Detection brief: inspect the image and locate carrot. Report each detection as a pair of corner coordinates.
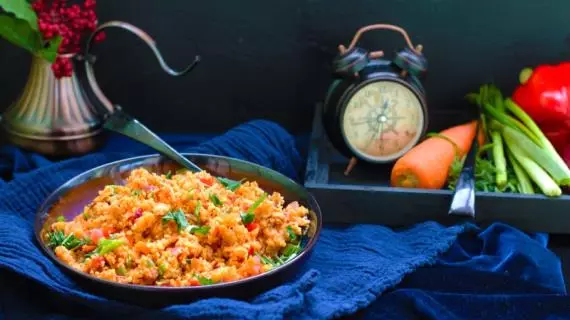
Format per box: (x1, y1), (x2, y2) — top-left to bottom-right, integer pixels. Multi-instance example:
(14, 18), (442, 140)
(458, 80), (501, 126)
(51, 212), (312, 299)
(390, 120), (479, 189)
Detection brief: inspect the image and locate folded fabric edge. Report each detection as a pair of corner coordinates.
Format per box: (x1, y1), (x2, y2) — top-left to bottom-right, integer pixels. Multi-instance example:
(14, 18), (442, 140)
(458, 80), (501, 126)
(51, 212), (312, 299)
(329, 223), (473, 319)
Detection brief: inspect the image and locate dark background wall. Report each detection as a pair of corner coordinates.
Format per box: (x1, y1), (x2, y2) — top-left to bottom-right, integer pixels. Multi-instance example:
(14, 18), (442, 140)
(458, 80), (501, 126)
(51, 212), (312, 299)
(0, 0), (569, 135)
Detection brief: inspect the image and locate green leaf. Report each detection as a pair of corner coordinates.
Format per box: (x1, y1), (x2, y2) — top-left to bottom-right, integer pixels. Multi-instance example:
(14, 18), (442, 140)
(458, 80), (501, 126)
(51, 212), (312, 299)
(116, 266), (127, 276)
(286, 226), (297, 241)
(209, 193), (223, 207)
(187, 225), (210, 235)
(259, 255), (274, 265)
(158, 263), (167, 277)
(56, 215), (65, 222)
(165, 171), (172, 179)
(194, 201), (201, 222)
(46, 230), (89, 250)
(217, 177), (244, 192)
(247, 193), (267, 214)
(0, 0), (38, 30)
(46, 230), (65, 248)
(162, 209), (189, 232)
(258, 243), (302, 268)
(240, 212), (255, 224)
(240, 193), (267, 225)
(37, 35), (61, 63)
(282, 243), (301, 258)
(96, 239), (124, 255)
(0, 15), (41, 54)
(196, 275), (215, 285)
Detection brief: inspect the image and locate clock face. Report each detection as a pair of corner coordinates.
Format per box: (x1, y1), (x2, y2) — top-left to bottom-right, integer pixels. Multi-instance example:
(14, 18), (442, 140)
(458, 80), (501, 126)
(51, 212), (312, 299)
(341, 80), (425, 162)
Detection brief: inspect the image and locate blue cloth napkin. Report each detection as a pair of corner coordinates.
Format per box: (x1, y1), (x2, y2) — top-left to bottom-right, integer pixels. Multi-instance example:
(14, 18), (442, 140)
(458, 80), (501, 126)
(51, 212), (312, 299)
(0, 119), (568, 319)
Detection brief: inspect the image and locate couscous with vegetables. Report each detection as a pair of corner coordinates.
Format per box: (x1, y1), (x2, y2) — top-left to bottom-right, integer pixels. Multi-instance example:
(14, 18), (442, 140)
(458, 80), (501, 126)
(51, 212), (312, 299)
(42, 168), (310, 287)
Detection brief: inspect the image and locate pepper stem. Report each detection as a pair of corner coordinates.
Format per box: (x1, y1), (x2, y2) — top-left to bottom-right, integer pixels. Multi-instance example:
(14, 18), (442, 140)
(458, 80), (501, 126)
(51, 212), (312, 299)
(519, 68), (533, 84)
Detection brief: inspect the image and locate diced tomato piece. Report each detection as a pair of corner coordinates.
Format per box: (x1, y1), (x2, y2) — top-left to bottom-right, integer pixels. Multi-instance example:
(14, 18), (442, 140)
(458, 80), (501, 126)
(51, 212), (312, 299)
(86, 256), (105, 271)
(248, 246), (255, 256)
(188, 278), (200, 286)
(199, 176), (213, 186)
(89, 228), (104, 244)
(245, 223), (258, 232)
(102, 226), (116, 237)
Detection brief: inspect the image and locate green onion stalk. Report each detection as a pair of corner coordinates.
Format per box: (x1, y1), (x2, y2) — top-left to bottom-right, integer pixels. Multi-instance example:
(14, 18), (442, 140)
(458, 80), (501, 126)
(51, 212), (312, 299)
(450, 84), (570, 197)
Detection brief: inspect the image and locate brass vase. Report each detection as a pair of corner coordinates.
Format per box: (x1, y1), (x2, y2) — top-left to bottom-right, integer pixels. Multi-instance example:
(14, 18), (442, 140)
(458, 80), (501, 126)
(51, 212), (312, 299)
(0, 21), (199, 157)
(1, 54), (113, 156)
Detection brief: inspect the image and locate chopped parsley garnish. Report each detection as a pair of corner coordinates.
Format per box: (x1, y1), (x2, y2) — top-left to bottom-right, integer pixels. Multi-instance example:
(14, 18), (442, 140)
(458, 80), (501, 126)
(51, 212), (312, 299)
(286, 226), (297, 241)
(116, 266), (127, 276)
(209, 194), (223, 207)
(87, 238), (124, 257)
(82, 212), (90, 220)
(196, 275), (216, 285)
(146, 258), (155, 268)
(259, 243), (301, 268)
(158, 263), (167, 277)
(217, 177), (244, 192)
(188, 225), (210, 235)
(259, 255), (276, 265)
(46, 230), (89, 250)
(249, 193), (267, 213)
(56, 215), (65, 222)
(162, 209), (189, 232)
(163, 209), (210, 235)
(240, 193), (267, 224)
(132, 189), (142, 196)
(240, 212), (255, 224)
(165, 171), (172, 179)
(194, 201), (202, 222)
(282, 243), (301, 256)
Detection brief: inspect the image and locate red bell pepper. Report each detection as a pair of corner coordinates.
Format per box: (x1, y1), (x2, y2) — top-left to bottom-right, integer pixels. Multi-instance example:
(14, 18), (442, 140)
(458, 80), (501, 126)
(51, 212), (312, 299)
(512, 63), (570, 164)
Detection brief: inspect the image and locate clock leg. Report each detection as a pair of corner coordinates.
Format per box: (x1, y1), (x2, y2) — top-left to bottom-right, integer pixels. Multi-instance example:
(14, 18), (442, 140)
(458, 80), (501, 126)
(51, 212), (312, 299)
(344, 157), (358, 176)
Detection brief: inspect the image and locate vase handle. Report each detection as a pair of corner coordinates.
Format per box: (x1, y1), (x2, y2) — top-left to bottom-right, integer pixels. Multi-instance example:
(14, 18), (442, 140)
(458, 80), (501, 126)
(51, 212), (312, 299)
(85, 21), (200, 76)
(76, 20), (201, 116)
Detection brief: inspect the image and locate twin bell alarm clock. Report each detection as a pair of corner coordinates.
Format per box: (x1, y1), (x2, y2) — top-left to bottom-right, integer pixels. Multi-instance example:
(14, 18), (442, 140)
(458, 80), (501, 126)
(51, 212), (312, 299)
(322, 24), (429, 175)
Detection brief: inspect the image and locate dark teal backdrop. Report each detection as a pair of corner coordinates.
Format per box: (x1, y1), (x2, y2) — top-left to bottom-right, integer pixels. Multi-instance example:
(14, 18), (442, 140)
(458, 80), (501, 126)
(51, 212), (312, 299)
(0, 0), (568, 134)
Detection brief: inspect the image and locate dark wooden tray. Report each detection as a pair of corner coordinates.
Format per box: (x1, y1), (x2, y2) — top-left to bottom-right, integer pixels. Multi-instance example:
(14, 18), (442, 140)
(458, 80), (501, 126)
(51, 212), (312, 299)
(304, 104), (570, 234)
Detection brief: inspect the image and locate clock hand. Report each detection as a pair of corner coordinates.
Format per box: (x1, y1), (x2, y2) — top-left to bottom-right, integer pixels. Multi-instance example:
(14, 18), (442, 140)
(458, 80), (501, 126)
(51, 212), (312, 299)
(377, 122), (385, 152)
(351, 118), (377, 126)
(381, 100), (389, 114)
(364, 121), (381, 150)
(384, 116), (405, 121)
